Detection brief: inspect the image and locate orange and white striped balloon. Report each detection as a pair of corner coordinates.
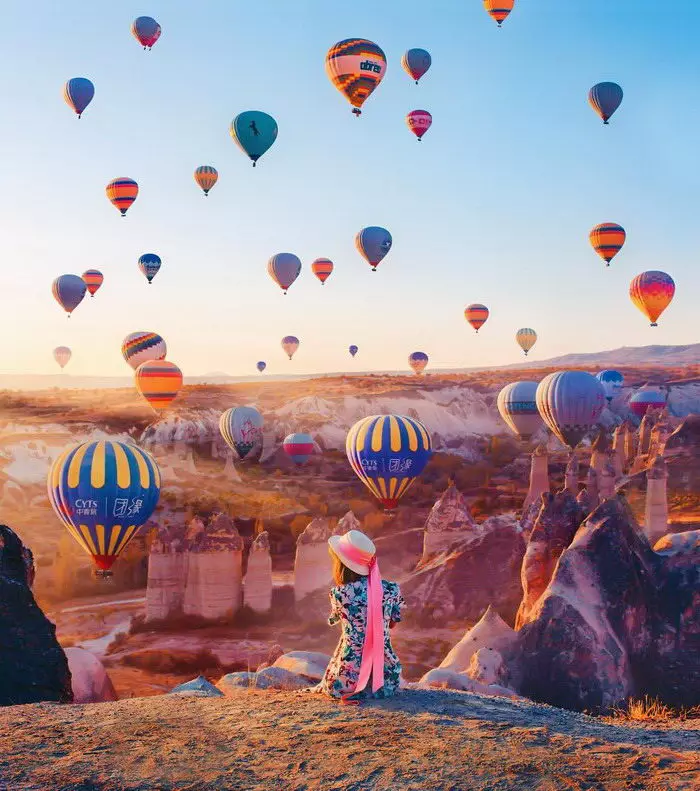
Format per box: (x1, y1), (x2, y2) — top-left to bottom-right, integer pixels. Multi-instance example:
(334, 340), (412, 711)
(135, 360), (183, 411)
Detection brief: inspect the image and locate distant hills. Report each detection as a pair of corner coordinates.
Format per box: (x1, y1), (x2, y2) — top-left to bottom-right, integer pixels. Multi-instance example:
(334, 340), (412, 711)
(516, 344), (700, 369)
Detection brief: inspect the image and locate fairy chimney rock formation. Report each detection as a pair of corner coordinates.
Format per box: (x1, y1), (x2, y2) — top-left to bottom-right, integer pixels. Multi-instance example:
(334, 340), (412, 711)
(612, 423), (629, 476)
(222, 453), (242, 481)
(524, 445), (550, 509)
(585, 466), (599, 509)
(564, 454), (579, 494)
(335, 510), (361, 536)
(598, 462), (617, 502)
(638, 413), (656, 459)
(422, 483), (480, 559)
(294, 518), (334, 602)
(244, 531), (272, 613)
(145, 522), (189, 622)
(644, 457), (668, 547)
(590, 431), (610, 477)
(439, 605), (517, 673)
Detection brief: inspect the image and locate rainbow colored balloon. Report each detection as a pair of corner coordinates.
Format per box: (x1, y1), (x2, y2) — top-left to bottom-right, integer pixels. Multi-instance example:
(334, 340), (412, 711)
(194, 166), (218, 196)
(589, 82), (623, 124)
(464, 304), (490, 333)
(122, 332), (167, 370)
(52, 274), (87, 317)
(483, 0), (515, 26)
(589, 223), (626, 266)
(311, 258), (334, 284)
(131, 16), (161, 50)
(283, 433), (315, 464)
(401, 49), (431, 84)
(406, 110), (432, 141)
(81, 269), (103, 297)
(282, 336), (299, 360)
(409, 351), (429, 375)
(138, 254), (161, 284)
(497, 381), (543, 440)
(325, 39), (387, 116)
(135, 360), (183, 412)
(63, 78), (94, 118)
(629, 388), (666, 418)
(356, 226), (392, 271)
(516, 328), (537, 356)
(48, 440), (160, 576)
(268, 253), (302, 294)
(346, 414), (432, 511)
(106, 178), (138, 216)
(629, 271), (675, 327)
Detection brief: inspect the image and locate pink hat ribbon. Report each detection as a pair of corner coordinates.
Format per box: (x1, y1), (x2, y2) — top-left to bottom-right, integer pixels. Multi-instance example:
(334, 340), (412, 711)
(336, 539), (384, 694)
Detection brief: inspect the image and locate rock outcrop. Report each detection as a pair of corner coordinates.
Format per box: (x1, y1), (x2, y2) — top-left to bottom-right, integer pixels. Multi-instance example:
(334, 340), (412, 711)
(438, 605), (517, 673)
(170, 676), (224, 697)
(612, 423), (629, 476)
(422, 483), (479, 559)
(243, 531), (272, 613)
(217, 666), (311, 694)
(294, 518), (334, 602)
(335, 511), (361, 535)
(564, 454), (579, 494)
(272, 651), (331, 681)
(524, 445), (549, 509)
(0, 525), (72, 706)
(65, 648), (118, 704)
(654, 529), (700, 555)
(643, 457), (668, 547)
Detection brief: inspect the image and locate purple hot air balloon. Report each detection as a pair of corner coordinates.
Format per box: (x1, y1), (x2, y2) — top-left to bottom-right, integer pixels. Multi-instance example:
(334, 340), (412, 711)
(355, 227), (392, 271)
(409, 351), (429, 375)
(401, 48), (432, 84)
(281, 336), (300, 360)
(52, 274), (87, 317)
(349, 345), (358, 358)
(268, 253), (302, 294)
(256, 361), (266, 373)
(536, 371), (606, 449)
(63, 78), (95, 118)
(588, 82), (623, 124)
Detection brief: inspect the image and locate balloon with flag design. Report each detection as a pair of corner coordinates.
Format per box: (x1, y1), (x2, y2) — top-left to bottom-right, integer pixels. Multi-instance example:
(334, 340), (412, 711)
(629, 271), (675, 327)
(311, 258), (334, 284)
(47, 439), (161, 576)
(401, 49), (431, 84)
(81, 270), (103, 297)
(135, 360), (183, 412)
(63, 78), (94, 118)
(194, 166), (218, 196)
(346, 414), (433, 511)
(325, 39), (387, 116)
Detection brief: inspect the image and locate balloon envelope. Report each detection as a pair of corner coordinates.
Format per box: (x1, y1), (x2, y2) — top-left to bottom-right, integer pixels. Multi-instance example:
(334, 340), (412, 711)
(356, 227), (392, 270)
(409, 351), (429, 375)
(497, 381), (543, 440)
(311, 258), (333, 284)
(81, 269), (103, 296)
(256, 361), (266, 373)
(268, 253), (302, 293)
(138, 254), (161, 283)
(52, 274), (87, 315)
(122, 332), (167, 370)
(325, 39), (387, 115)
(596, 370), (624, 403)
(230, 111), (278, 166)
(589, 223), (626, 266)
(483, 0), (515, 25)
(283, 433), (315, 464)
(349, 345), (358, 357)
(194, 166), (218, 195)
(131, 16), (161, 49)
(63, 78), (94, 118)
(135, 360), (183, 411)
(465, 304), (489, 333)
(589, 82), (623, 124)
(536, 371), (606, 449)
(106, 178), (138, 216)
(401, 48), (431, 83)
(406, 110), (432, 140)
(516, 328), (537, 356)
(220, 406), (264, 462)
(346, 414), (432, 510)
(282, 336), (299, 359)
(629, 388), (666, 418)
(47, 440), (160, 573)
(54, 346), (71, 369)
(630, 271), (675, 327)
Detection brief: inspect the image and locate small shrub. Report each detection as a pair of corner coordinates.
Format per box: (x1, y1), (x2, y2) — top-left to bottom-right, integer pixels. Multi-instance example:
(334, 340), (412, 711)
(608, 696), (685, 722)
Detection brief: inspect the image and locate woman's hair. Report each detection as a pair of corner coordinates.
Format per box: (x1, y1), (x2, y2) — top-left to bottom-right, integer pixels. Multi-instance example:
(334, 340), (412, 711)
(329, 547), (363, 586)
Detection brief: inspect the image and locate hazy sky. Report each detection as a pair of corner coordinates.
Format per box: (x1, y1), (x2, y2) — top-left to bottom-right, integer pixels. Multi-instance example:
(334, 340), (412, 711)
(1, 1), (698, 378)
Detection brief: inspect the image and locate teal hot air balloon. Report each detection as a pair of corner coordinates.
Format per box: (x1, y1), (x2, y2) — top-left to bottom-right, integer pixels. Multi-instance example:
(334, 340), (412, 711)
(356, 226), (392, 271)
(230, 111), (278, 166)
(536, 371), (606, 450)
(220, 406), (264, 462)
(63, 78), (94, 118)
(588, 82), (623, 124)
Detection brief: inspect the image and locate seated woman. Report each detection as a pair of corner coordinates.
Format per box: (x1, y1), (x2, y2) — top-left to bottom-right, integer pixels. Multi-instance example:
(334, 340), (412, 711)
(319, 529), (404, 703)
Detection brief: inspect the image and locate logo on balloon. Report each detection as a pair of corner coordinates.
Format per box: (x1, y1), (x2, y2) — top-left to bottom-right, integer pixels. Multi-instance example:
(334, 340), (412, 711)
(360, 60), (382, 73)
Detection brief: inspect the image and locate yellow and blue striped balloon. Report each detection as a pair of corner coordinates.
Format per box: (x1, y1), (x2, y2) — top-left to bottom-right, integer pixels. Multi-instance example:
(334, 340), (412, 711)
(47, 440), (161, 576)
(346, 415), (432, 511)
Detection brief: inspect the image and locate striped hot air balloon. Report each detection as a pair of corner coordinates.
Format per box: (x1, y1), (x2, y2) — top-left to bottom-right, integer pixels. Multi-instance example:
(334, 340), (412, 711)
(52, 274), (87, 317)
(53, 346), (72, 369)
(401, 48), (431, 84)
(325, 39), (387, 116)
(497, 381), (543, 440)
(220, 406), (264, 462)
(63, 78), (94, 118)
(356, 226), (392, 271)
(409, 352), (429, 375)
(81, 269), (103, 297)
(311, 258), (334, 284)
(121, 332), (167, 370)
(106, 178), (138, 216)
(589, 223), (626, 266)
(138, 254), (161, 284)
(194, 166), (218, 196)
(406, 110), (432, 141)
(516, 328), (537, 356)
(629, 388), (666, 418)
(464, 304), (490, 333)
(47, 440), (161, 575)
(483, 0), (515, 27)
(536, 371), (606, 450)
(131, 16), (161, 49)
(283, 433), (315, 464)
(346, 414), (432, 511)
(630, 271), (675, 327)
(135, 360), (183, 411)
(281, 336), (299, 360)
(589, 82), (623, 124)
(268, 253), (302, 294)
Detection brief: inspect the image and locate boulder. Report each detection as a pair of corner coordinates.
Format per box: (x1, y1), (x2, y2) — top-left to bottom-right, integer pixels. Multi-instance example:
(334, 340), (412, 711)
(417, 667), (520, 700)
(422, 483), (480, 559)
(217, 667), (310, 695)
(467, 648), (507, 686)
(65, 648), (118, 703)
(438, 606), (517, 673)
(170, 675), (223, 697)
(272, 651), (331, 681)
(654, 529), (700, 556)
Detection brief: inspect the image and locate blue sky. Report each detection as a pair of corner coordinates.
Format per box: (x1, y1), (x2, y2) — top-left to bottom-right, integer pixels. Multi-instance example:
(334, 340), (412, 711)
(0, 0), (697, 378)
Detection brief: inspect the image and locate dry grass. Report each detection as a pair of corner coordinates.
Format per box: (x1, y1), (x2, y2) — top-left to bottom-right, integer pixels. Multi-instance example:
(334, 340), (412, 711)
(607, 696), (700, 723)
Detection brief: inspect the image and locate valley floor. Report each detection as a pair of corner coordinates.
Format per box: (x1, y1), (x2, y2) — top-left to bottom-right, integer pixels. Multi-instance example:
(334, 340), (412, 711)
(0, 689), (698, 791)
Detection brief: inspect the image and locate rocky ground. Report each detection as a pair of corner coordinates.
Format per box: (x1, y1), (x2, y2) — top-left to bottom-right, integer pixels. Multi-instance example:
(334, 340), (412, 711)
(1, 689), (698, 791)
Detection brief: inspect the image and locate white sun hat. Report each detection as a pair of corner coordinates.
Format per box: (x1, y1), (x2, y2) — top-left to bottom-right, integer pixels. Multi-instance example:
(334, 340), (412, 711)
(328, 530), (376, 576)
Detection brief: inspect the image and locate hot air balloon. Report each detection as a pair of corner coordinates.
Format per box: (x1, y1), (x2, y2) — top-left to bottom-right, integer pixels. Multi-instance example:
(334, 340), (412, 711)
(122, 332), (167, 370)
(311, 258), (333, 284)
(135, 360), (183, 412)
(220, 406), (264, 462)
(406, 110), (432, 141)
(256, 361), (266, 373)
(536, 371), (606, 449)
(409, 351), (429, 375)
(138, 254), (161, 284)
(325, 39), (387, 116)
(356, 226), (392, 271)
(53, 346), (71, 369)
(596, 370), (624, 404)
(629, 387), (666, 418)
(230, 111), (278, 166)
(497, 381), (543, 440)
(464, 304), (489, 333)
(346, 414), (432, 511)
(268, 253), (301, 294)
(194, 166), (218, 196)
(401, 48), (431, 84)
(483, 0), (515, 26)
(349, 345), (358, 358)
(282, 336), (299, 360)
(106, 178), (138, 216)
(47, 440), (160, 576)
(81, 270), (103, 297)
(283, 433), (315, 464)
(630, 271), (675, 327)
(52, 274), (87, 317)
(516, 328), (537, 356)
(589, 223), (626, 267)
(131, 16), (161, 49)
(589, 82), (623, 124)
(63, 78), (94, 118)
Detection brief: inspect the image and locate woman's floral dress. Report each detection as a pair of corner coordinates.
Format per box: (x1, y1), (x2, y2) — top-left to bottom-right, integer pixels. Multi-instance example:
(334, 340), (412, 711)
(319, 577), (404, 699)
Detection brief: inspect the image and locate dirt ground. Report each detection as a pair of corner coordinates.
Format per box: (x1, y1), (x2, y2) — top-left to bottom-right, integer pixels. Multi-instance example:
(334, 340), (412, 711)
(1, 689), (698, 791)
